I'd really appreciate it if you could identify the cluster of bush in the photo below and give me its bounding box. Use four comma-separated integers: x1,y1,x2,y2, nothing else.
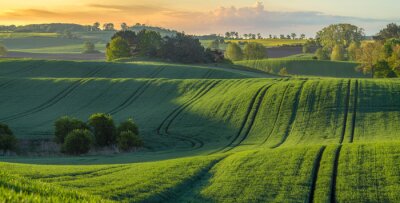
224,42,267,61
0,123,17,154
55,113,143,155
106,30,225,63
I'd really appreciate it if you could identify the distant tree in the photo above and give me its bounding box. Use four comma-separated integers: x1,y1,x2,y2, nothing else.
117,131,143,152
88,113,116,147
257,33,262,39
375,23,400,41
383,38,400,57
356,41,385,77
208,39,220,50
315,47,330,60
54,116,88,144
63,129,93,155
0,44,7,56
103,23,115,31
300,34,306,39
302,40,316,54
316,24,364,50
92,22,100,31
63,30,74,39
269,34,273,39
388,45,400,73
224,43,243,61
0,123,17,153
111,30,138,52
117,118,139,136
136,30,162,56
291,33,297,40
120,23,128,31
82,41,99,54
225,32,231,39
243,42,266,60
374,60,397,78
286,35,291,39
159,32,207,63
331,44,345,61
280,34,285,39
347,42,361,61
279,67,289,76
244,34,248,39
106,37,131,61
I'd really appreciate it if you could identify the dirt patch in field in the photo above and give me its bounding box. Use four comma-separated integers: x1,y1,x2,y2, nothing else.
0,51,105,61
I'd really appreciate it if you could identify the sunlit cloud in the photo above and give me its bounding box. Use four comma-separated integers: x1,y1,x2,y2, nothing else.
0,1,396,36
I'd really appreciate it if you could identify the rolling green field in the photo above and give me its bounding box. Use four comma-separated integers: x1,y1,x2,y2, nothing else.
236,58,368,78
225,39,307,47
1,59,400,202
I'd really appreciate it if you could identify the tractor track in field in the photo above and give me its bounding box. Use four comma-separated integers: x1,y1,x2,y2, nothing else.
0,66,103,122
202,69,214,79
339,80,351,144
1,61,41,77
349,80,359,143
212,83,275,154
309,146,326,203
157,80,220,149
330,145,342,203
271,80,307,148
155,156,227,203
108,80,155,116
260,83,290,146
108,67,166,115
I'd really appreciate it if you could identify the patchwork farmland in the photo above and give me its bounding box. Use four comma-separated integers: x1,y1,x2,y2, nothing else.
1,59,400,202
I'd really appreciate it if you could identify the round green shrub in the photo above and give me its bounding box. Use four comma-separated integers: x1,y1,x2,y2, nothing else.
117,118,139,135
63,129,93,155
0,123,17,153
54,116,88,144
117,131,143,152
88,113,116,147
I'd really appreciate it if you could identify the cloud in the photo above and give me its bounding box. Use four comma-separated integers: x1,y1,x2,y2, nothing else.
161,1,393,35
0,1,396,36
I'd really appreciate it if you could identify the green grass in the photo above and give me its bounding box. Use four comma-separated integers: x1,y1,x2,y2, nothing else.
2,59,400,202
226,38,307,47
236,58,368,78
0,32,60,39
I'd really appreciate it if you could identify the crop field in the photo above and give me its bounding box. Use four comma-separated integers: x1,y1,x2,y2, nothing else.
225,38,307,47
236,58,368,78
2,59,400,202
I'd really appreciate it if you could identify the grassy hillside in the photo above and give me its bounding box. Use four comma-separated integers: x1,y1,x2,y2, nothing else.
226,39,306,47
2,59,400,202
236,58,369,78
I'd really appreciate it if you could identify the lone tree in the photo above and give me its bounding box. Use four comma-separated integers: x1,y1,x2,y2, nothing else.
106,37,131,61
243,42,266,60
0,123,17,153
225,43,243,61
82,41,99,54
120,23,128,31
88,113,116,147
316,24,364,50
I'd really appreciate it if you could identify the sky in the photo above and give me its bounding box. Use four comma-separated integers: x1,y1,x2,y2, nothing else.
0,0,399,36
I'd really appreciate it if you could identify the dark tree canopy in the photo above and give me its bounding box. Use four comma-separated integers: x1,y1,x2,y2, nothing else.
375,23,400,41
